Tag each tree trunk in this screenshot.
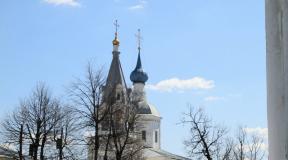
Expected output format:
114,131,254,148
19,125,23,160
59,147,63,160
59,128,64,160
33,143,38,160
40,135,47,160
94,124,99,160
116,152,122,160
103,127,112,160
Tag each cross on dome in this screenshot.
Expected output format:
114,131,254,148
114,20,119,36
130,28,148,84
112,20,120,46
135,29,143,53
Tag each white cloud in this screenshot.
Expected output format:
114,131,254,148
44,0,80,7
204,96,224,102
129,0,147,10
146,77,215,92
244,127,268,139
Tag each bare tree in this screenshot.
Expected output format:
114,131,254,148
22,84,62,160
70,63,145,160
69,63,109,160
233,127,247,160
1,83,69,160
180,106,229,160
233,127,265,160
108,101,144,160
247,134,265,160
1,108,26,159
52,105,80,160
216,138,234,160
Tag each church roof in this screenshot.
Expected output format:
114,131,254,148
103,50,129,102
138,102,160,117
106,51,127,89
143,148,191,160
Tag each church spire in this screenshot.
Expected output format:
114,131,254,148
104,20,128,102
130,29,148,84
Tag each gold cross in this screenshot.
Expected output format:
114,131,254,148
114,20,120,36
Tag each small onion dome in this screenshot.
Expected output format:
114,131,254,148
112,31,120,46
112,38,120,46
130,53,148,84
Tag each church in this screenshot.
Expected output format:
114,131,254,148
88,22,189,160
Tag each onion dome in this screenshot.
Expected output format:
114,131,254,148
112,33,120,46
130,53,148,84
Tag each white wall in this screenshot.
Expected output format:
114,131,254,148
139,116,161,149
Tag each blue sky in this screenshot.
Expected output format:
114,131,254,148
0,0,266,157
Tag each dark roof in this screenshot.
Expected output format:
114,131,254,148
106,51,127,88
104,51,129,102
137,103,152,114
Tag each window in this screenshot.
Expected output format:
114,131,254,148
155,131,158,143
142,131,146,141
117,93,121,100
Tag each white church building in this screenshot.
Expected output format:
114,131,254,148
88,26,189,160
